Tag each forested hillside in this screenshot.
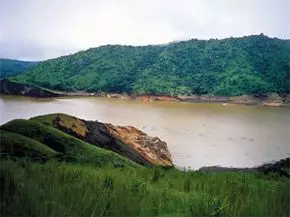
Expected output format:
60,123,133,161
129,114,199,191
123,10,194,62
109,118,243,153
0,59,38,78
14,35,290,96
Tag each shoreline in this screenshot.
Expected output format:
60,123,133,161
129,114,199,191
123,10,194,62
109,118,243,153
1,91,290,108
43,91,290,108
1,79,289,108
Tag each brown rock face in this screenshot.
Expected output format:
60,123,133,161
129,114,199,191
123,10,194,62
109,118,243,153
104,124,172,166
33,113,173,167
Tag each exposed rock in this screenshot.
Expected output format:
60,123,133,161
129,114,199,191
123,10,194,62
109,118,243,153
105,124,172,166
36,113,173,167
0,79,61,97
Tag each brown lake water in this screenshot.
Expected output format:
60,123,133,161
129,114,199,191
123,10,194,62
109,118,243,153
1,95,290,169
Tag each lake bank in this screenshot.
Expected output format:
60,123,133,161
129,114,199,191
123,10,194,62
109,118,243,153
100,92,290,108
1,79,290,108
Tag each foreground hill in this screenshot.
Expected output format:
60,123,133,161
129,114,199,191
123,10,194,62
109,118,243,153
30,113,172,166
0,114,289,216
0,59,38,78
14,35,290,96
0,113,172,167
0,119,138,168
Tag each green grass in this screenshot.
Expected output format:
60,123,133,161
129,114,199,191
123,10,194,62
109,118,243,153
30,112,84,127
1,116,289,216
0,129,58,161
30,113,89,137
0,119,138,168
1,159,289,217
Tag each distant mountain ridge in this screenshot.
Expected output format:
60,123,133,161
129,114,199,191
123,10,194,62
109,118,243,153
13,35,290,96
0,59,39,78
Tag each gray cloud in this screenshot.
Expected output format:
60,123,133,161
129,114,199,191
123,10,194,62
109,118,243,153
0,0,289,61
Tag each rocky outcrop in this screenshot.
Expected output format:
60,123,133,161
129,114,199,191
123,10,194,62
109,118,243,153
0,79,61,97
32,113,173,167
105,124,172,166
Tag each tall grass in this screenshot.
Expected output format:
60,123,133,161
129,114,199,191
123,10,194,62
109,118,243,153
1,159,289,217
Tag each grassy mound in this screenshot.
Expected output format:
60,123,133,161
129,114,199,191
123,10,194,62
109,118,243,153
0,119,138,168
30,113,167,167
0,129,58,161
30,113,88,136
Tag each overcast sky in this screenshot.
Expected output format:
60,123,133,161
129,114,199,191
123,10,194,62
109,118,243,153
0,0,289,61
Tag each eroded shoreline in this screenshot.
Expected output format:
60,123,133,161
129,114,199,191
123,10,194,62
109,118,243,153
1,79,289,108
43,91,290,108
2,91,290,108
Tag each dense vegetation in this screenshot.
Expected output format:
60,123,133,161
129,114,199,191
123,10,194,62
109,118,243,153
14,35,290,96
0,59,38,78
1,114,290,216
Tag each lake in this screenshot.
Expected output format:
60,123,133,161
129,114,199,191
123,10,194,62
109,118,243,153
1,95,289,169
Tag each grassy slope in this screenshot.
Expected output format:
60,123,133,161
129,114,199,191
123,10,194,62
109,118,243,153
0,129,58,161
0,119,138,168
0,116,289,216
30,113,163,167
30,113,87,132
1,160,289,217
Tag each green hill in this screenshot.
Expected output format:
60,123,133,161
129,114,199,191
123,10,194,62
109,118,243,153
0,59,38,78
14,35,290,96
0,129,58,161
0,119,138,168
29,113,173,166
